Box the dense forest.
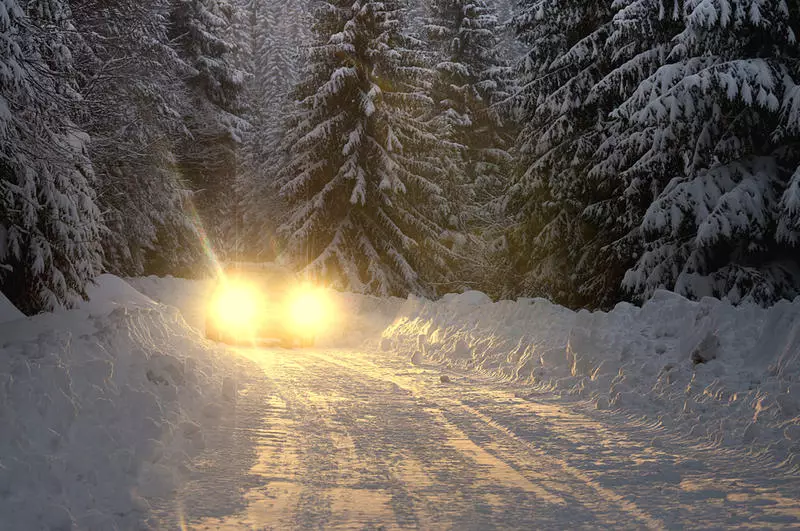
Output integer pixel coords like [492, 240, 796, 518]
[1, 0, 798, 314]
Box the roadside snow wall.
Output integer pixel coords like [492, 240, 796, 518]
[382, 290, 800, 468]
[0, 275, 246, 530]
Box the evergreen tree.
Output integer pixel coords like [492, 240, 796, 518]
[493, 0, 525, 59]
[242, 0, 311, 152]
[170, 0, 246, 257]
[71, 0, 202, 276]
[507, 0, 622, 308]
[277, 0, 455, 296]
[0, 0, 103, 313]
[423, 0, 516, 294]
[227, 0, 313, 261]
[599, 0, 800, 304]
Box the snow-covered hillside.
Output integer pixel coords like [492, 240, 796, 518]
[381, 291, 800, 469]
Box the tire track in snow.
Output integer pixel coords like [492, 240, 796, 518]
[329, 348, 800, 529]
[305, 349, 664, 529]
[239, 349, 432, 529]
[253, 348, 588, 529]
[452, 402, 664, 530]
[159, 346, 800, 529]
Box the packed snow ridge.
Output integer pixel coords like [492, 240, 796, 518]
[381, 290, 800, 470]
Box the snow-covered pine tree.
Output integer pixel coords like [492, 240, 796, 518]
[227, 0, 259, 75]
[227, 0, 313, 261]
[601, 0, 800, 304]
[492, 0, 525, 60]
[573, 0, 687, 307]
[170, 0, 246, 258]
[70, 0, 202, 276]
[277, 0, 456, 296]
[223, 0, 262, 260]
[241, 0, 311, 153]
[0, 0, 103, 313]
[423, 0, 516, 294]
[507, 0, 624, 308]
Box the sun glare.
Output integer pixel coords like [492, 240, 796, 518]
[213, 280, 261, 330]
[288, 285, 332, 335]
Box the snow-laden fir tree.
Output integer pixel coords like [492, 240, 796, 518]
[277, 0, 457, 296]
[238, 0, 312, 152]
[224, 0, 265, 260]
[423, 0, 516, 294]
[492, 0, 525, 60]
[0, 0, 103, 313]
[506, 0, 624, 308]
[227, 0, 313, 260]
[598, 0, 800, 304]
[70, 0, 203, 276]
[170, 0, 246, 258]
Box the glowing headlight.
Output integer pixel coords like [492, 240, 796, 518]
[211, 280, 261, 331]
[288, 285, 331, 334]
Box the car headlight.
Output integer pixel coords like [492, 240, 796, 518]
[211, 280, 262, 331]
[288, 285, 331, 335]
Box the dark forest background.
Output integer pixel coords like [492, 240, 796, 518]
[1, 0, 798, 314]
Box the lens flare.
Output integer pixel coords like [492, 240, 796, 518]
[288, 285, 331, 335]
[211, 279, 262, 335]
[186, 199, 225, 277]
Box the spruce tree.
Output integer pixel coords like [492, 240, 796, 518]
[0, 0, 103, 313]
[245, 1, 312, 152]
[424, 0, 516, 294]
[600, 0, 800, 304]
[507, 0, 621, 308]
[228, 0, 313, 260]
[71, 0, 202, 276]
[277, 0, 455, 296]
[170, 0, 246, 257]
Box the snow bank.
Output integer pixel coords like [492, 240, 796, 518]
[382, 290, 800, 468]
[319, 292, 405, 348]
[0, 275, 246, 530]
[0, 290, 24, 324]
[126, 275, 213, 329]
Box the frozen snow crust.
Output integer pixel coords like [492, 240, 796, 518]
[382, 290, 800, 469]
[0, 275, 246, 530]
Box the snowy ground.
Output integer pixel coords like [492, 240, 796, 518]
[381, 291, 800, 470]
[1, 276, 799, 529]
[149, 347, 800, 530]
[0, 276, 252, 530]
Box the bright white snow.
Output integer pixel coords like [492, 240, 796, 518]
[2, 275, 799, 529]
[381, 290, 800, 469]
[0, 275, 249, 530]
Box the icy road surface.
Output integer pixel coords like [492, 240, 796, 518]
[152, 347, 800, 530]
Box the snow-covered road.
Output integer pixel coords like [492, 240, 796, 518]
[150, 346, 800, 530]
[4, 276, 799, 529]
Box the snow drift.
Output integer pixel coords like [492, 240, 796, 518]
[0, 291, 24, 324]
[0, 275, 247, 530]
[382, 290, 800, 468]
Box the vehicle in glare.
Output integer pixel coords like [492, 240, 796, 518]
[205, 262, 331, 347]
